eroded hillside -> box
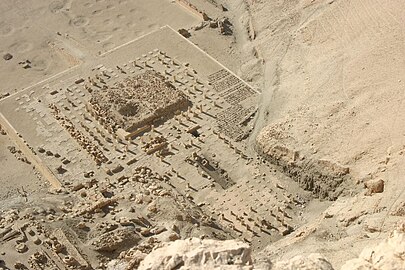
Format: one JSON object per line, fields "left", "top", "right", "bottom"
{"left": 245, "top": 0, "right": 405, "bottom": 266}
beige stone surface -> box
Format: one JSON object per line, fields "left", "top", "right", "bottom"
{"left": 341, "top": 226, "right": 405, "bottom": 270}
{"left": 272, "top": 253, "right": 334, "bottom": 270}
{"left": 138, "top": 238, "right": 253, "bottom": 270}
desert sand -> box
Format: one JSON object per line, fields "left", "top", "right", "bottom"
{"left": 0, "top": 0, "right": 404, "bottom": 269}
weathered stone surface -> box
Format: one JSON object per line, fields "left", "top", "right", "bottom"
{"left": 364, "top": 179, "right": 384, "bottom": 195}
{"left": 90, "top": 228, "right": 141, "bottom": 252}
{"left": 341, "top": 226, "right": 405, "bottom": 270}
{"left": 272, "top": 254, "right": 334, "bottom": 270}
{"left": 107, "top": 260, "right": 129, "bottom": 270}
{"left": 138, "top": 238, "right": 253, "bottom": 270}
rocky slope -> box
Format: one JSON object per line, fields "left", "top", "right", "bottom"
{"left": 341, "top": 224, "right": 405, "bottom": 270}
{"left": 242, "top": 0, "right": 405, "bottom": 267}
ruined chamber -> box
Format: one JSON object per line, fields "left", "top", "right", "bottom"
{"left": 87, "top": 71, "right": 191, "bottom": 140}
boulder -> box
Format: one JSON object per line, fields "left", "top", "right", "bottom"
{"left": 178, "top": 28, "right": 191, "bottom": 38}
{"left": 138, "top": 238, "right": 252, "bottom": 270}
{"left": 90, "top": 228, "right": 140, "bottom": 252}
{"left": 272, "top": 254, "right": 334, "bottom": 270}
{"left": 364, "top": 179, "right": 384, "bottom": 195}
{"left": 341, "top": 226, "right": 405, "bottom": 270}
{"left": 3, "top": 53, "right": 13, "bottom": 61}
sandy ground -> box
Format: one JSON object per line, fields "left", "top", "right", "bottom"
{"left": 0, "top": 133, "right": 43, "bottom": 201}
{"left": 0, "top": 0, "right": 200, "bottom": 93}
